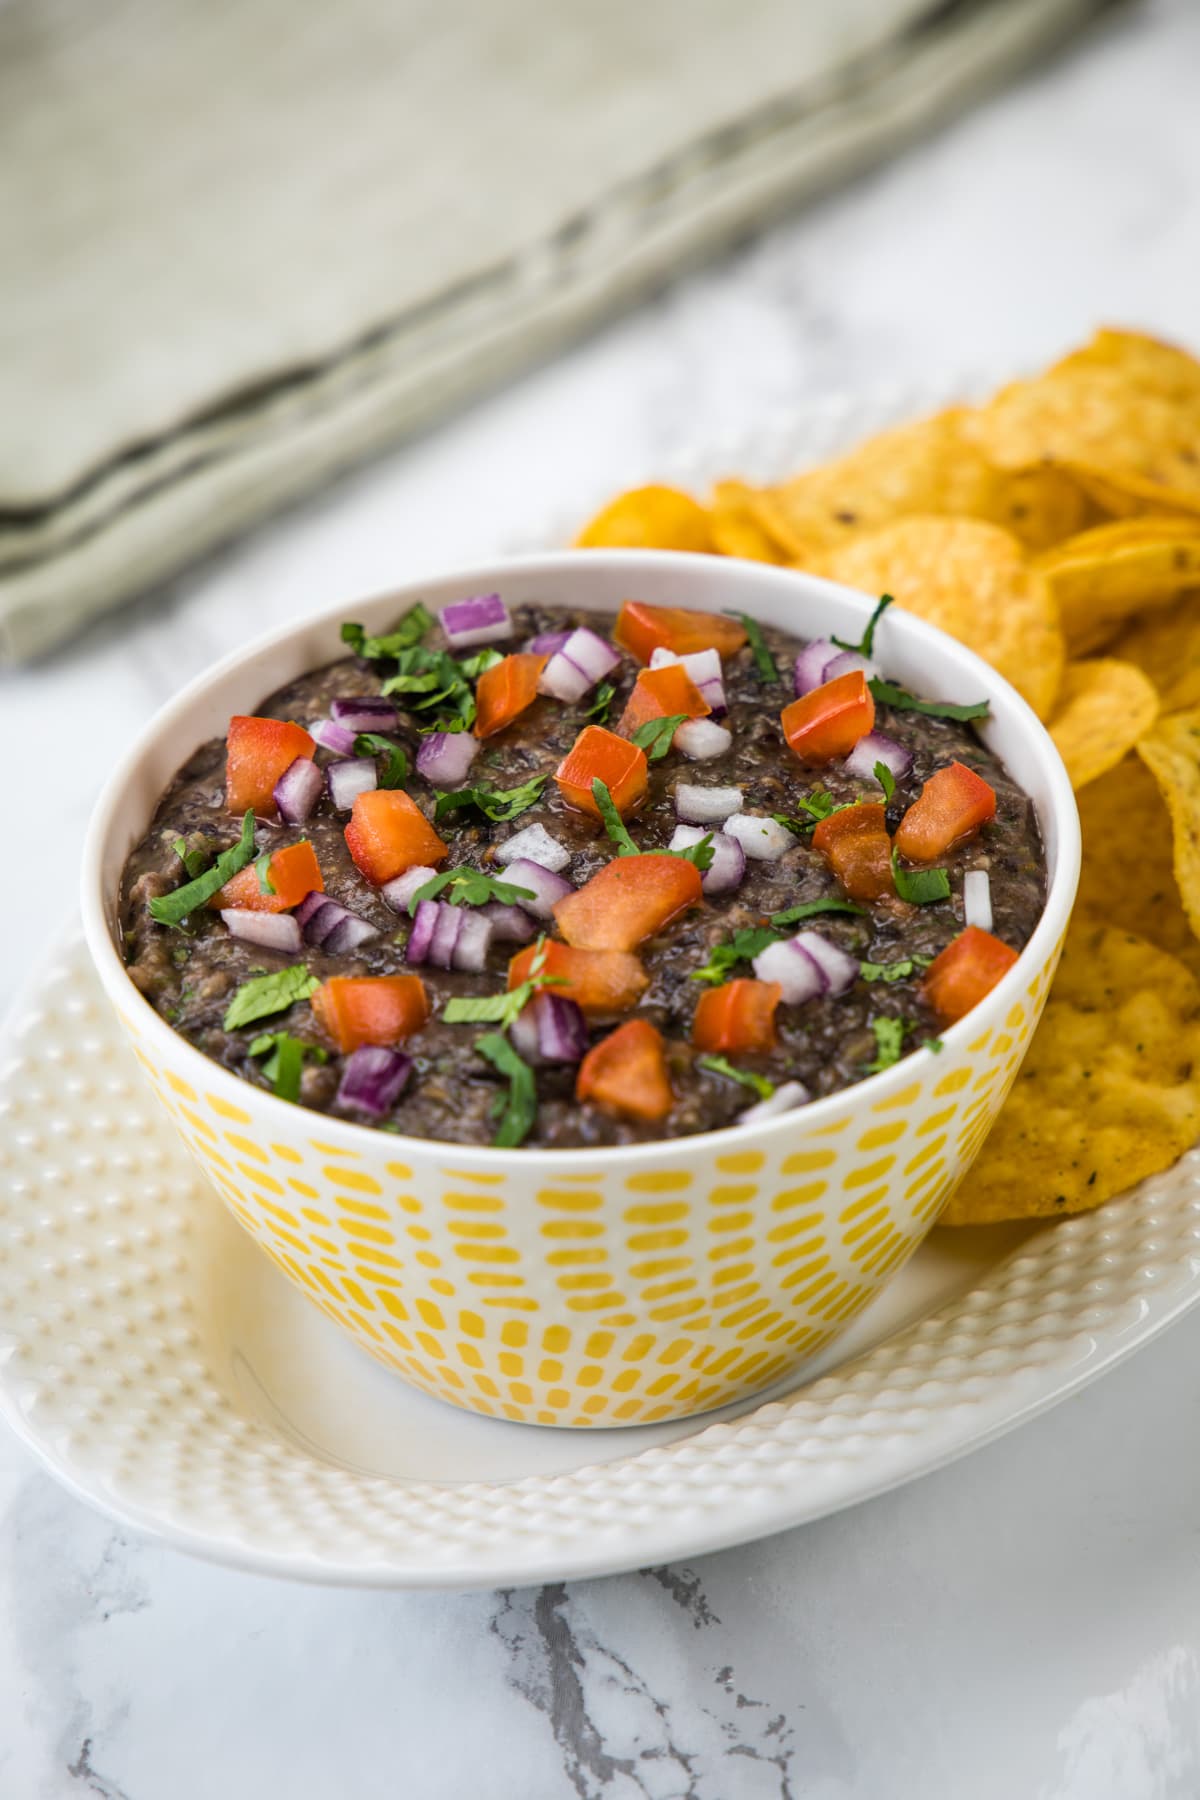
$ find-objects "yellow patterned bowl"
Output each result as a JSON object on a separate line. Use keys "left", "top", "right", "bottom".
{"left": 81, "top": 551, "right": 1079, "bottom": 1428}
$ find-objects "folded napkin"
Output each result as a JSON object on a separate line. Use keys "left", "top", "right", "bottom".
{"left": 0, "top": 0, "right": 1111, "bottom": 662}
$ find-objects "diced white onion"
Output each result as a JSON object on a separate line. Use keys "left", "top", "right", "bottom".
{"left": 674, "top": 783, "right": 743, "bottom": 824}
{"left": 669, "top": 826, "right": 746, "bottom": 895}
{"left": 752, "top": 936, "right": 825, "bottom": 1002}
{"left": 964, "top": 869, "right": 993, "bottom": 932}
{"left": 495, "top": 823, "right": 571, "bottom": 873}
{"left": 738, "top": 1081, "right": 811, "bottom": 1124}
{"left": 724, "top": 813, "right": 794, "bottom": 861}
{"left": 674, "top": 718, "right": 733, "bottom": 761}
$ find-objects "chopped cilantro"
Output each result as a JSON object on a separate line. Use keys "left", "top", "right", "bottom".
{"left": 150, "top": 812, "right": 256, "bottom": 927}
{"left": 891, "top": 852, "right": 951, "bottom": 905}
{"left": 865, "top": 1016, "right": 908, "bottom": 1073}
{"left": 584, "top": 680, "right": 616, "bottom": 724}
{"left": 381, "top": 647, "right": 477, "bottom": 731}
{"left": 921, "top": 1036, "right": 945, "bottom": 1054}
{"left": 673, "top": 832, "right": 715, "bottom": 871}
{"left": 631, "top": 713, "right": 688, "bottom": 762}
{"left": 476, "top": 1032, "right": 538, "bottom": 1147}
{"left": 727, "top": 611, "right": 778, "bottom": 682}
{"left": 769, "top": 897, "right": 866, "bottom": 926}
{"left": 859, "top": 954, "right": 932, "bottom": 983}
{"left": 592, "top": 778, "right": 713, "bottom": 870}
{"left": 832, "top": 593, "right": 894, "bottom": 659}
{"left": 457, "top": 648, "right": 504, "bottom": 679}
{"left": 408, "top": 868, "right": 536, "bottom": 914}
{"left": 444, "top": 937, "right": 563, "bottom": 1027}
{"left": 355, "top": 733, "right": 408, "bottom": 788}
{"left": 248, "top": 1031, "right": 326, "bottom": 1101}
{"left": 697, "top": 1055, "right": 775, "bottom": 1100}
{"left": 432, "top": 773, "right": 547, "bottom": 824}
{"left": 870, "top": 678, "right": 989, "bottom": 723}
{"left": 223, "top": 964, "right": 320, "bottom": 1031}
{"left": 773, "top": 790, "right": 854, "bottom": 834}
{"left": 341, "top": 603, "right": 432, "bottom": 660}
{"left": 172, "top": 838, "right": 210, "bottom": 880}
{"left": 690, "top": 925, "right": 781, "bottom": 985}
{"left": 874, "top": 761, "right": 896, "bottom": 803}
{"left": 255, "top": 850, "right": 276, "bottom": 896}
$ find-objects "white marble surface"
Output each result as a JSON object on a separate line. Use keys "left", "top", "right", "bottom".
{"left": 4, "top": 0, "right": 1200, "bottom": 1792}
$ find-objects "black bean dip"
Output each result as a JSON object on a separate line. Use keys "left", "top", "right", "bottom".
{"left": 120, "top": 599, "right": 1045, "bottom": 1147}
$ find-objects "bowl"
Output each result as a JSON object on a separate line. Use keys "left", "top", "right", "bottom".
{"left": 81, "top": 551, "right": 1080, "bottom": 1428}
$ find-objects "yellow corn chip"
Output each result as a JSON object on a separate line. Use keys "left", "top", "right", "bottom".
{"left": 942, "top": 922, "right": 1200, "bottom": 1223}
{"left": 709, "top": 480, "right": 790, "bottom": 564}
{"left": 576, "top": 485, "right": 713, "bottom": 553}
{"left": 820, "top": 515, "right": 1065, "bottom": 720}
{"left": 1073, "top": 754, "right": 1200, "bottom": 978}
{"left": 1035, "top": 516, "right": 1200, "bottom": 654}
{"left": 1136, "top": 709, "right": 1200, "bottom": 942}
{"left": 1048, "top": 659, "right": 1158, "bottom": 790}
{"left": 1112, "top": 591, "right": 1200, "bottom": 713}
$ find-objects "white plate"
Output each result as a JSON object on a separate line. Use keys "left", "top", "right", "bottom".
{"left": 3, "top": 923, "right": 1199, "bottom": 1588}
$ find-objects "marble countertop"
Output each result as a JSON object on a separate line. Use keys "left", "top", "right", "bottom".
{"left": 4, "top": 1, "right": 1200, "bottom": 1792}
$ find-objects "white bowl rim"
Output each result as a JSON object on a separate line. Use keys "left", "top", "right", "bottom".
{"left": 81, "top": 548, "right": 1081, "bottom": 1168}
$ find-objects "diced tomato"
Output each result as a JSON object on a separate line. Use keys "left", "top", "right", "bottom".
{"left": 553, "top": 854, "right": 702, "bottom": 951}
{"left": 617, "top": 663, "right": 711, "bottom": 737}
{"left": 812, "top": 802, "right": 895, "bottom": 902}
{"left": 576, "top": 1019, "right": 674, "bottom": 1121}
{"left": 921, "top": 927, "right": 1019, "bottom": 1025}
{"left": 781, "top": 672, "right": 875, "bottom": 764}
{"left": 507, "top": 941, "right": 649, "bottom": 1016}
{"left": 554, "top": 725, "right": 648, "bottom": 818}
{"left": 894, "top": 762, "right": 997, "bottom": 863}
{"left": 225, "top": 718, "right": 316, "bottom": 817}
{"left": 213, "top": 840, "right": 324, "bottom": 914}
{"left": 344, "top": 789, "right": 448, "bottom": 886}
{"left": 692, "top": 979, "right": 781, "bottom": 1054}
{"left": 312, "top": 975, "right": 430, "bottom": 1053}
{"left": 473, "top": 652, "right": 548, "bottom": 739}
{"left": 614, "top": 602, "right": 748, "bottom": 665}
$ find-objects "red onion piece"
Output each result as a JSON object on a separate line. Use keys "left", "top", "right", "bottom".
{"left": 310, "top": 718, "right": 358, "bottom": 757}
{"left": 273, "top": 756, "right": 324, "bottom": 825}
{"left": 822, "top": 649, "right": 880, "bottom": 684}
{"left": 441, "top": 593, "right": 513, "bottom": 648}
{"left": 296, "top": 893, "right": 379, "bottom": 952}
{"left": 538, "top": 627, "right": 621, "bottom": 703}
{"left": 503, "top": 858, "right": 574, "bottom": 918}
{"left": 738, "top": 1080, "right": 810, "bottom": 1123}
{"left": 406, "top": 899, "right": 440, "bottom": 964}
{"left": 453, "top": 911, "right": 494, "bottom": 973}
{"left": 330, "top": 696, "right": 398, "bottom": 733}
{"left": 429, "top": 903, "right": 461, "bottom": 969}
{"left": 480, "top": 900, "right": 540, "bottom": 943}
{"left": 752, "top": 936, "right": 826, "bottom": 1004}
{"left": 790, "top": 930, "right": 857, "bottom": 997}
{"left": 336, "top": 1045, "right": 414, "bottom": 1117}
{"left": 649, "top": 646, "right": 727, "bottom": 715}
{"left": 323, "top": 914, "right": 381, "bottom": 955}
{"left": 416, "top": 730, "right": 480, "bottom": 788}
{"left": 842, "top": 730, "right": 914, "bottom": 783}
{"left": 674, "top": 783, "right": 743, "bottom": 824}
{"left": 327, "top": 758, "right": 378, "bottom": 811}
{"left": 220, "top": 909, "right": 303, "bottom": 954}
{"left": 526, "top": 630, "right": 571, "bottom": 656}
{"left": 724, "top": 813, "right": 794, "bottom": 861}
{"left": 510, "top": 991, "right": 589, "bottom": 1064}
{"left": 495, "top": 822, "right": 571, "bottom": 873}
{"left": 793, "top": 639, "right": 838, "bottom": 696}
{"left": 674, "top": 718, "right": 732, "bottom": 761}
{"left": 405, "top": 900, "right": 494, "bottom": 970}
{"left": 381, "top": 866, "right": 439, "bottom": 913}
{"left": 669, "top": 826, "right": 745, "bottom": 895}
{"left": 964, "top": 869, "right": 993, "bottom": 931}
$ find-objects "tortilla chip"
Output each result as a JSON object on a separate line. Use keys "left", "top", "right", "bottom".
{"left": 1112, "top": 591, "right": 1200, "bottom": 713}
{"left": 1035, "top": 517, "right": 1200, "bottom": 654}
{"left": 942, "top": 922, "right": 1200, "bottom": 1223}
{"left": 576, "top": 485, "right": 713, "bottom": 553}
{"left": 709, "top": 480, "right": 791, "bottom": 564}
{"left": 1048, "top": 659, "right": 1158, "bottom": 790}
{"left": 1073, "top": 754, "right": 1200, "bottom": 978}
{"left": 819, "top": 516, "right": 1065, "bottom": 720}
{"left": 1136, "top": 709, "right": 1200, "bottom": 941}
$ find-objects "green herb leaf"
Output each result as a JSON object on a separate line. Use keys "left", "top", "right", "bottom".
{"left": 341, "top": 603, "right": 432, "bottom": 660}
{"left": 920, "top": 1036, "right": 945, "bottom": 1054}
{"left": 726, "top": 610, "right": 778, "bottom": 682}
{"left": 672, "top": 832, "right": 715, "bottom": 872}
{"left": 444, "top": 938, "right": 563, "bottom": 1028}
{"left": 354, "top": 733, "right": 409, "bottom": 788}
{"left": 150, "top": 812, "right": 257, "bottom": 927}
{"left": 769, "top": 897, "right": 867, "bottom": 926}
{"left": 592, "top": 779, "right": 640, "bottom": 855}
{"left": 631, "top": 713, "right": 688, "bottom": 762}
{"left": 869, "top": 678, "right": 990, "bottom": 723}
{"left": 255, "top": 850, "right": 276, "bottom": 896}
{"left": 457, "top": 648, "right": 505, "bottom": 679}
{"left": 172, "top": 838, "right": 210, "bottom": 880}
{"left": 891, "top": 851, "right": 952, "bottom": 905}
{"left": 690, "top": 925, "right": 781, "bottom": 985}
{"left": 408, "top": 868, "right": 536, "bottom": 915}
{"left": 773, "top": 789, "right": 854, "bottom": 835}
{"left": 224, "top": 964, "right": 320, "bottom": 1032}
{"left": 584, "top": 680, "right": 616, "bottom": 724}
{"left": 476, "top": 1032, "right": 539, "bottom": 1147}
{"left": 697, "top": 1054, "right": 775, "bottom": 1100}
{"left": 865, "top": 1016, "right": 909, "bottom": 1074}
{"left": 832, "top": 593, "right": 895, "bottom": 659}
{"left": 432, "top": 773, "right": 548, "bottom": 825}
{"left": 873, "top": 760, "right": 896, "bottom": 803}
{"left": 248, "top": 1030, "right": 327, "bottom": 1101}
{"left": 380, "top": 646, "right": 477, "bottom": 731}
{"left": 859, "top": 954, "right": 932, "bottom": 984}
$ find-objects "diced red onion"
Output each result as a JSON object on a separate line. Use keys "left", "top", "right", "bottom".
{"left": 510, "top": 991, "right": 589, "bottom": 1065}
{"left": 724, "top": 813, "right": 794, "bottom": 861}
{"left": 327, "top": 758, "right": 378, "bottom": 811}
{"left": 220, "top": 909, "right": 303, "bottom": 954}
{"left": 526, "top": 630, "right": 571, "bottom": 656}
{"left": 330, "top": 696, "right": 398, "bottom": 733}
{"left": 406, "top": 899, "right": 494, "bottom": 970}
{"left": 273, "top": 756, "right": 324, "bottom": 825}
{"left": 538, "top": 627, "right": 622, "bottom": 703}
{"left": 452, "top": 911, "right": 494, "bottom": 973}
{"left": 406, "top": 899, "right": 440, "bottom": 964}
{"left": 738, "top": 1080, "right": 811, "bottom": 1124}
{"left": 822, "top": 649, "right": 880, "bottom": 684}
{"left": 295, "top": 890, "right": 331, "bottom": 932}
{"left": 964, "top": 869, "right": 993, "bottom": 932}
{"left": 674, "top": 718, "right": 733, "bottom": 760}
{"left": 380, "top": 866, "right": 439, "bottom": 913}
{"left": 336, "top": 1045, "right": 413, "bottom": 1117}
{"left": 793, "top": 639, "right": 838, "bottom": 696}
{"left": 670, "top": 826, "right": 745, "bottom": 895}
{"left": 495, "top": 823, "right": 571, "bottom": 873}
{"left": 789, "top": 930, "right": 858, "bottom": 997}
{"left": 310, "top": 718, "right": 358, "bottom": 757}
{"left": 842, "top": 731, "right": 913, "bottom": 784}
{"left": 430, "top": 903, "right": 461, "bottom": 968}
{"left": 480, "top": 900, "right": 540, "bottom": 943}
{"left": 441, "top": 593, "right": 513, "bottom": 648}
{"left": 295, "top": 892, "right": 379, "bottom": 952}
{"left": 416, "top": 730, "right": 480, "bottom": 788}
{"left": 649, "top": 646, "right": 727, "bottom": 715}
{"left": 674, "top": 783, "right": 743, "bottom": 824}
{"left": 752, "top": 936, "right": 826, "bottom": 1004}
{"left": 324, "top": 914, "right": 381, "bottom": 955}
{"left": 504, "top": 858, "right": 574, "bottom": 919}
